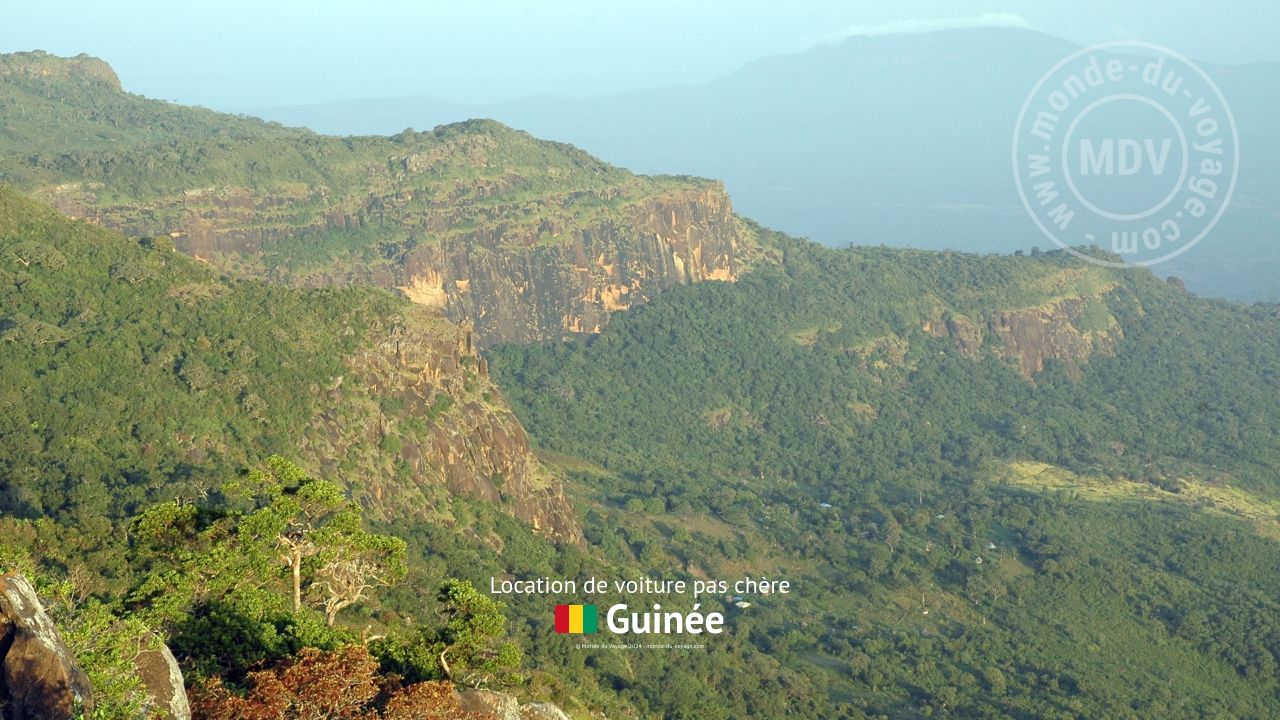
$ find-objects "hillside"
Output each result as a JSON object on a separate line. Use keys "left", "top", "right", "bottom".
{"left": 0, "top": 184, "right": 577, "bottom": 542}
{"left": 4, "top": 40, "right": 1280, "bottom": 720}
{"left": 0, "top": 51, "right": 747, "bottom": 347}
{"left": 491, "top": 227, "right": 1280, "bottom": 717}
{"left": 1, "top": 186, "right": 842, "bottom": 719}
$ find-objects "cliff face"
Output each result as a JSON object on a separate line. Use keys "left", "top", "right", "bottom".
{"left": 400, "top": 183, "right": 739, "bottom": 345}
{"left": 924, "top": 295, "right": 1123, "bottom": 379}
{"left": 301, "top": 306, "right": 582, "bottom": 543}
{"left": 0, "top": 50, "right": 121, "bottom": 89}
{"left": 41, "top": 173, "right": 742, "bottom": 349}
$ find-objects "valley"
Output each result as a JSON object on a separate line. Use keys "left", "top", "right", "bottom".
{"left": 0, "top": 45, "right": 1278, "bottom": 720}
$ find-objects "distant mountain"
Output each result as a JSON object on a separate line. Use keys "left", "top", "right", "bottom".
{"left": 258, "top": 28, "right": 1280, "bottom": 303}
{"left": 0, "top": 51, "right": 749, "bottom": 347}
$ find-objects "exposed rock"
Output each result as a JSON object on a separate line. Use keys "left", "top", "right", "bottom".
{"left": 304, "top": 305, "right": 582, "bottom": 544}
{"left": 133, "top": 634, "right": 190, "bottom": 720}
{"left": 30, "top": 137, "right": 745, "bottom": 349}
{"left": 923, "top": 314, "right": 983, "bottom": 358}
{"left": 0, "top": 573, "right": 94, "bottom": 719}
{"left": 406, "top": 183, "right": 742, "bottom": 347}
{"left": 521, "top": 702, "right": 572, "bottom": 720}
{"left": 0, "top": 51, "right": 120, "bottom": 89}
{"left": 987, "top": 297, "right": 1120, "bottom": 379}
{"left": 458, "top": 688, "right": 521, "bottom": 720}
{"left": 926, "top": 295, "right": 1122, "bottom": 380}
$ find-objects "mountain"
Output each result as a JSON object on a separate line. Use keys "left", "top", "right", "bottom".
{"left": 0, "top": 183, "right": 830, "bottom": 720}
{"left": 0, "top": 51, "right": 748, "bottom": 348}
{"left": 7, "top": 167, "right": 1280, "bottom": 716}
{"left": 491, "top": 226, "right": 1280, "bottom": 717}
{"left": 0, "top": 184, "right": 577, "bottom": 542}
{"left": 5, "top": 41, "right": 1280, "bottom": 720}
{"left": 258, "top": 27, "right": 1280, "bottom": 303}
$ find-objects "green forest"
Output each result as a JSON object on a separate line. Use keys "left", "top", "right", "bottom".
{"left": 5, "top": 179, "right": 1280, "bottom": 718}
{"left": 2, "top": 48, "right": 1280, "bottom": 720}
{"left": 490, "top": 227, "right": 1280, "bottom": 718}
{"left": 0, "top": 186, "right": 826, "bottom": 718}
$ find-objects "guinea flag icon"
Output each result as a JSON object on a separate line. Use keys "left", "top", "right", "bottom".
{"left": 555, "top": 603, "right": 598, "bottom": 634}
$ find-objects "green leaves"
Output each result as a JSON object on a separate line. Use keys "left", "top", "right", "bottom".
{"left": 436, "top": 578, "right": 521, "bottom": 687}
{"left": 374, "top": 578, "right": 521, "bottom": 689}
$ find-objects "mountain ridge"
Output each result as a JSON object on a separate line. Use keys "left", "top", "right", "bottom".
{"left": 252, "top": 26, "right": 1280, "bottom": 303}
{"left": 0, "top": 52, "right": 749, "bottom": 347}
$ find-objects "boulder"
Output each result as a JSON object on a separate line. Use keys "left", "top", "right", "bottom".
{"left": 521, "top": 702, "right": 572, "bottom": 720}
{"left": 0, "top": 573, "right": 94, "bottom": 719}
{"left": 133, "top": 634, "right": 190, "bottom": 720}
{"left": 458, "top": 688, "right": 521, "bottom": 720}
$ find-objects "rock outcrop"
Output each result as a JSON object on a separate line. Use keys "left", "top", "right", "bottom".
{"left": 924, "top": 295, "right": 1122, "bottom": 380}
{"left": 0, "top": 51, "right": 120, "bottom": 90}
{"left": 458, "top": 689, "right": 522, "bottom": 720}
{"left": 44, "top": 178, "right": 743, "bottom": 348}
{"left": 303, "top": 306, "right": 582, "bottom": 543}
{"left": 0, "top": 573, "right": 94, "bottom": 719}
{"left": 133, "top": 635, "right": 190, "bottom": 720}
{"left": 399, "top": 183, "right": 741, "bottom": 346}
{"left": 457, "top": 689, "right": 573, "bottom": 720}
{"left": 10, "top": 57, "right": 751, "bottom": 349}
{"left": 521, "top": 702, "right": 573, "bottom": 720}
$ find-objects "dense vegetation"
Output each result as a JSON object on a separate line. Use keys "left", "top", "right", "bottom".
{"left": 0, "top": 186, "right": 508, "bottom": 713}
{"left": 0, "top": 184, "right": 403, "bottom": 525}
{"left": 491, "top": 228, "right": 1280, "bottom": 718}
{"left": 3, "top": 49, "right": 1280, "bottom": 718}
{"left": 5, "top": 181, "right": 1280, "bottom": 718}
{"left": 0, "top": 187, "right": 826, "bottom": 718}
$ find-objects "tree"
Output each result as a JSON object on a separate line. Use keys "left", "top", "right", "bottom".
{"left": 312, "top": 513, "right": 407, "bottom": 627}
{"left": 247, "top": 458, "right": 347, "bottom": 612}
{"left": 434, "top": 579, "right": 521, "bottom": 687}
{"left": 232, "top": 456, "right": 407, "bottom": 624}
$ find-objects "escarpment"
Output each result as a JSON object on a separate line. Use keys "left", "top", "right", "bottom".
{"left": 41, "top": 167, "right": 743, "bottom": 349}
{"left": 398, "top": 182, "right": 740, "bottom": 345}
{"left": 3, "top": 54, "right": 748, "bottom": 348}
{"left": 0, "top": 50, "right": 120, "bottom": 89}
{"left": 301, "top": 305, "right": 582, "bottom": 543}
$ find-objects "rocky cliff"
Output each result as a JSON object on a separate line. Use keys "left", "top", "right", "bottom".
{"left": 302, "top": 306, "right": 582, "bottom": 542}
{"left": 923, "top": 293, "right": 1123, "bottom": 379}
{"left": 1, "top": 54, "right": 748, "bottom": 348}
{"left": 39, "top": 146, "right": 743, "bottom": 348}
{"left": 0, "top": 50, "right": 120, "bottom": 89}
{"left": 398, "top": 182, "right": 740, "bottom": 345}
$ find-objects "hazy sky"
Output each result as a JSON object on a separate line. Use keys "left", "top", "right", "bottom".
{"left": 2, "top": 1, "right": 1275, "bottom": 110}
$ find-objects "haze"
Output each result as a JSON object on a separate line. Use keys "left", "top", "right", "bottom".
{"left": 2, "top": 1, "right": 1277, "bottom": 109}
